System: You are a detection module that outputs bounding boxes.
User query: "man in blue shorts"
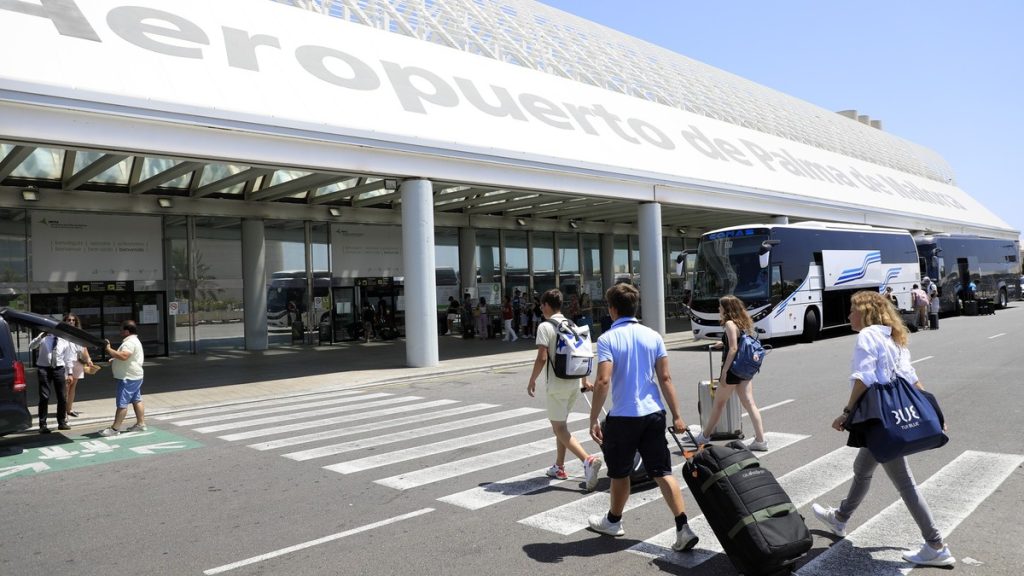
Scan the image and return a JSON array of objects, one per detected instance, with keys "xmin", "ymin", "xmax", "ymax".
[
  {"xmin": 99, "ymin": 320, "xmax": 146, "ymax": 436},
  {"xmin": 587, "ymin": 283, "xmax": 698, "ymax": 551}
]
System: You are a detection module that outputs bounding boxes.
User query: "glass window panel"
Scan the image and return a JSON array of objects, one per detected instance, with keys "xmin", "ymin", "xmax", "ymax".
[
  {"xmin": 475, "ymin": 229, "xmax": 500, "ymax": 303},
  {"xmin": 11, "ymin": 147, "xmax": 62, "ymax": 179},
  {"xmin": 557, "ymin": 232, "xmax": 579, "ymax": 295},
  {"xmin": 503, "ymin": 230, "xmax": 529, "ymax": 293},
  {"xmin": 0, "ymin": 209, "xmax": 29, "ymax": 318},
  {"xmin": 141, "ymin": 157, "xmax": 191, "ymax": 189},
  {"xmin": 613, "ymin": 235, "xmax": 629, "ymax": 281},
  {"xmin": 88, "ymin": 156, "xmax": 132, "ymax": 185},
  {"xmin": 199, "ymin": 163, "xmax": 249, "ymax": 186},
  {"xmin": 532, "ymin": 231, "xmax": 555, "ymax": 294},
  {"xmin": 630, "ymin": 235, "xmax": 640, "ymax": 276},
  {"xmin": 268, "ymin": 169, "xmax": 313, "ymax": 186},
  {"xmin": 193, "ymin": 217, "xmax": 243, "ymax": 351},
  {"xmin": 581, "ymin": 233, "xmax": 603, "ymax": 303}
]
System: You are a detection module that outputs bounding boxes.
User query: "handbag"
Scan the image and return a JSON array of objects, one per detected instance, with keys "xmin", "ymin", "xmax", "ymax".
[
  {"xmin": 848, "ymin": 348, "xmax": 948, "ymax": 463},
  {"xmin": 83, "ymin": 364, "xmax": 101, "ymax": 376}
]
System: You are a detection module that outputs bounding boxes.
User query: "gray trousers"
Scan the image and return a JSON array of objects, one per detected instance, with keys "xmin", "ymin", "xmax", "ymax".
[{"xmin": 836, "ymin": 448, "xmax": 942, "ymax": 546}]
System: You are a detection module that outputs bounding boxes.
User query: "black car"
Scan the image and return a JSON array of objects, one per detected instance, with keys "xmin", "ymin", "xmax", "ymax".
[{"xmin": 0, "ymin": 308, "xmax": 105, "ymax": 437}]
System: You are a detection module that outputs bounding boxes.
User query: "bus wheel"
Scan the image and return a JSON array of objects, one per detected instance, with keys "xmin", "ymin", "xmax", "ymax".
[
  {"xmin": 998, "ymin": 288, "xmax": 1008, "ymax": 309},
  {"xmin": 802, "ymin": 309, "xmax": 820, "ymax": 343}
]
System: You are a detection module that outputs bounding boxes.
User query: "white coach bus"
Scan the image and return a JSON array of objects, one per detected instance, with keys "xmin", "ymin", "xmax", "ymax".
[{"xmin": 688, "ymin": 222, "xmax": 920, "ymax": 342}]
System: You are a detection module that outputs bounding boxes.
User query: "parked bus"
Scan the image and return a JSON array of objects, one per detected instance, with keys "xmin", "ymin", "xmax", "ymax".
[
  {"xmin": 688, "ymin": 222, "xmax": 919, "ymax": 342},
  {"xmin": 916, "ymin": 234, "xmax": 1021, "ymax": 313}
]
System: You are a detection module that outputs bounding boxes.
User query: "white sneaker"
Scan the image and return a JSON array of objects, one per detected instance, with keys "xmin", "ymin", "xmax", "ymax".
[
  {"xmin": 672, "ymin": 524, "xmax": 699, "ymax": 551},
  {"xmin": 98, "ymin": 427, "xmax": 120, "ymax": 437},
  {"xmin": 583, "ymin": 455, "xmax": 603, "ymax": 492},
  {"xmin": 545, "ymin": 464, "xmax": 568, "ymax": 480},
  {"xmin": 748, "ymin": 440, "xmax": 769, "ymax": 452},
  {"xmin": 588, "ymin": 514, "xmax": 624, "ymax": 536},
  {"xmin": 902, "ymin": 543, "xmax": 955, "ymax": 567},
  {"xmin": 126, "ymin": 423, "xmax": 147, "ymax": 432},
  {"xmin": 811, "ymin": 503, "xmax": 847, "ymax": 537},
  {"xmin": 693, "ymin": 431, "xmax": 710, "ymax": 446}
]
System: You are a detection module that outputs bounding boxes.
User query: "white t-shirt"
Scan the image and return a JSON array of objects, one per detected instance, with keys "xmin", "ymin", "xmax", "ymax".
[
  {"xmin": 112, "ymin": 335, "xmax": 145, "ymax": 380},
  {"xmin": 849, "ymin": 325, "xmax": 918, "ymax": 388}
]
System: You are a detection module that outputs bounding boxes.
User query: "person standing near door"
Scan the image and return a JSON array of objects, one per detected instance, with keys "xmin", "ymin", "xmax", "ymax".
[
  {"xmin": 63, "ymin": 313, "xmax": 96, "ymax": 418},
  {"xmin": 99, "ymin": 320, "xmax": 146, "ymax": 436},
  {"xmin": 29, "ymin": 330, "xmax": 76, "ymax": 433}
]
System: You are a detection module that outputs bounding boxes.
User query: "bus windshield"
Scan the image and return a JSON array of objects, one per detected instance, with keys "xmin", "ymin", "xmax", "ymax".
[{"xmin": 692, "ymin": 233, "xmax": 771, "ymax": 306}]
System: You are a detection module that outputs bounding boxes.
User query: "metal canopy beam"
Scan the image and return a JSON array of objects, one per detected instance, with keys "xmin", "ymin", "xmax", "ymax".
[
  {"xmin": 249, "ymin": 173, "xmax": 349, "ymax": 202},
  {"xmin": 64, "ymin": 153, "xmax": 129, "ymax": 190},
  {"xmin": 132, "ymin": 161, "xmax": 204, "ymax": 195},
  {"xmin": 194, "ymin": 167, "xmax": 274, "ymax": 198},
  {"xmin": 0, "ymin": 145, "xmax": 34, "ymax": 180}
]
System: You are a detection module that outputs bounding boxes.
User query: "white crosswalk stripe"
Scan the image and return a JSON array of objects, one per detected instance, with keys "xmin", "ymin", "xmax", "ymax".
[
  {"xmin": 376, "ymin": 428, "xmax": 592, "ymax": 490},
  {"xmin": 242, "ymin": 402, "xmax": 489, "ymax": 447},
  {"xmin": 193, "ymin": 396, "xmax": 422, "ymax": 434},
  {"xmin": 438, "ymin": 460, "xmax": 587, "ymax": 510},
  {"xmin": 324, "ymin": 413, "xmax": 588, "ymax": 475},
  {"xmin": 519, "ymin": 432, "xmax": 809, "ymax": 535},
  {"xmin": 153, "ymin": 389, "xmax": 365, "ymax": 421},
  {"xmin": 173, "ymin": 392, "xmax": 394, "ymax": 426},
  {"xmin": 283, "ymin": 407, "xmax": 543, "ymax": 461}
]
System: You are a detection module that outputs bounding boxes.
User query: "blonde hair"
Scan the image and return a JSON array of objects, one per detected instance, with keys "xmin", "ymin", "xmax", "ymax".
[
  {"xmin": 718, "ymin": 295, "xmax": 754, "ymax": 335},
  {"xmin": 851, "ymin": 290, "xmax": 909, "ymax": 347}
]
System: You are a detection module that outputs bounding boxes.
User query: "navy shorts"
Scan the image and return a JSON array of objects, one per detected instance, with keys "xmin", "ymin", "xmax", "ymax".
[{"xmin": 601, "ymin": 411, "xmax": 672, "ymax": 479}]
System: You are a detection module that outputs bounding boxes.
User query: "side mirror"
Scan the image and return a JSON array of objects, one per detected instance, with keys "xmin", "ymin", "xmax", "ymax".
[{"xmin": 758, "ymin": 240, "xmax": 780, "ymax": 269}]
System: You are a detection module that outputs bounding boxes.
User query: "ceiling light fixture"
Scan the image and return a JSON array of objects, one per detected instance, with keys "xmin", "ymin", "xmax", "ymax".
[
  {"xmin": 21, "ymin": 187, "xmax": 39, "ymax": 202},
  {"xmin": 676, "ymin": 227, "xmax": 686, "ymax": 235},
  {"xmin": 328, "ymin": 207, "xmax": 342, "ymax": 217},
  {"xmin": 157, "ymin": 197, "xmax": 173, "ymax": 208},
  {"xmin": 515, "ymin": 217, "xmax": 527, "ymax": 226},
  {"xmin": 568, "ymin": 219, "xmax": 579, "ymax": 229},
  {"xmin": 383, "ymin": 178, "xmax": 399, "ymax": 191}
]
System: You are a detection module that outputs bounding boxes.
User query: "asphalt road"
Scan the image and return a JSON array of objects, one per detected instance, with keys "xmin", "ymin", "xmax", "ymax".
[{"xmin": 2, "ymin": 306, "xmax": 1022, "ymax": 576}]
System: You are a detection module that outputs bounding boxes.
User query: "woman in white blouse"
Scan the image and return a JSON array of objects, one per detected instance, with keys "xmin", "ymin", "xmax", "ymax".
[
  {"xmin": 811, "ymin": 290, "xmax": 954, "ymax": 567},
  {"xmin": 62, "ymin": 313, "xmax": 95, "ymax": 418}
]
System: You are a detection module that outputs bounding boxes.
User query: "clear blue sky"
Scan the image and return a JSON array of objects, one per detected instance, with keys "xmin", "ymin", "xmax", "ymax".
[{"xmin": 540, "ymin": 1, "xmax": 1023, "ymax": 241}]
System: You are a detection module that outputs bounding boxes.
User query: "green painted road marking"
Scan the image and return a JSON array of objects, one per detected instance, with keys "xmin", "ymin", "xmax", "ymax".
[{"xmin": 0, "ymin": 428, "xmax": 202, "ymax": 479}]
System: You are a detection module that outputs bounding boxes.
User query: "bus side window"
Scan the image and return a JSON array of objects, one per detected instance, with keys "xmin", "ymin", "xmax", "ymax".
[{"xmin": 770, "ymin": 265, "xmax": 783, "ymax": 299}]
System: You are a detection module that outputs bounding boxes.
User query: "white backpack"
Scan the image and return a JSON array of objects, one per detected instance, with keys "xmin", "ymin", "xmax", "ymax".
[{"xmin": 546, "ymin": 318, "xmax": 594, "ymax": 379}]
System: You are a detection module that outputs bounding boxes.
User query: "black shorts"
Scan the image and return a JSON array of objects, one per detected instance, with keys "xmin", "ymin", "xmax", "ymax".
[
  {"xmin": 601, "ymin": 411, "xmax": 672, "ymax": 479},
  {"xmin": 724, "ymin": 369, "xmax": 742, "ymax": 385}
]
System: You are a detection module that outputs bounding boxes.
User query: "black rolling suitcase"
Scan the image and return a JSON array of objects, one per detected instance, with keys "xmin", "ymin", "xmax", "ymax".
[{"xmin": 671, "ymin": 428, "xmax": 811, "ymax": 575}]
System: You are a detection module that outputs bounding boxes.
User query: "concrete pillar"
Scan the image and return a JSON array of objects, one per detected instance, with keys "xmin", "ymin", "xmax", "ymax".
[
  {"xmin": 638, "ymin": 203, "xmax": 666, "ymax": 334},
  {"xmin": 402, "ymin": 179, "xmax": 438, "ymax": 367},
  {"xmin": 600, "ymin": 233, "xmax": 615, "ymax": 300},
  {"xmin": 459, "ymin": 227, "xmax": 477, "ymax": 297},
  {"xmin": 241, "ymin": 218, "xmax": 268, "ymax": 350}
]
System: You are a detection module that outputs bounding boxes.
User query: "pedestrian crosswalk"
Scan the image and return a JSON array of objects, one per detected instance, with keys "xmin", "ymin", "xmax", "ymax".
[{"xmin": 158, "ymin": 391, "xmax": 1023, "ymax": 573}]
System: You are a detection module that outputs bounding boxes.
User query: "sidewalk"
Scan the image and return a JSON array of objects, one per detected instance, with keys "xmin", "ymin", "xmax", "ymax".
[{"xmin": 32, "ymin": 319, "xmax": 695, "ymax": 428}]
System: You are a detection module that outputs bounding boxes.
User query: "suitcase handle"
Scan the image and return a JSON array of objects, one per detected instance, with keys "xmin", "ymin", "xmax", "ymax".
[{"xmin": 668, "ymin": 426, "xmax": 701, "ymax": 460}]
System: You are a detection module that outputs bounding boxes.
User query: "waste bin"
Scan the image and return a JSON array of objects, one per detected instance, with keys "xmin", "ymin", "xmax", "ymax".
[{"xmin": 318, "ymin": 322, "xmax": 332, "ymax": 345}]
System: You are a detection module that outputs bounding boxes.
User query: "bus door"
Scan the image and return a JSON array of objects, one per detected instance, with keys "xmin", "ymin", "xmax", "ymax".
[{"xmin": 957, "ymin": 258, "xmax": 972, "ymax": 300}]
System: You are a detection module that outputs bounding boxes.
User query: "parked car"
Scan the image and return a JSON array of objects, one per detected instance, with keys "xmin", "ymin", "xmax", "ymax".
[{"xmin": 0, "ymin": 308, "xmax": 105, "ymax": 437}]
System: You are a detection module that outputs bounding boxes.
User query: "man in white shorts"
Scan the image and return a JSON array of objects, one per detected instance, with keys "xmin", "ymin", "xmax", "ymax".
[{"xmin": 527, "ymin": 288, "xmax": 602, "ymax": 490}]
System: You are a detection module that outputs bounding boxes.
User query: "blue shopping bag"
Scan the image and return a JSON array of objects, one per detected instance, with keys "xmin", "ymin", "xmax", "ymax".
[{"xmin": 849, "ymin": 374, "xmax": 948, "ymax": 463}]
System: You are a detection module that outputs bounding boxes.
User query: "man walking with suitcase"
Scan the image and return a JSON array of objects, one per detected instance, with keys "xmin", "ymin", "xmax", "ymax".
[{"xmin": 586, "ymin": 283, "xmax": 699, "ymax": 551}]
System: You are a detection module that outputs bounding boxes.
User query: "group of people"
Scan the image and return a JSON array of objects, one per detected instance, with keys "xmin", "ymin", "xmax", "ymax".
[
  {"xmin": 30, "ymin": 316, "xmax": 147, "ymax": 438},
  {"xmin": 525, "ymin": 286, "xmax": 954, "ymax": 567},
  {"xmin": 447, "ymin": 289, "xmax": 567, "ymax": 341},
  {"xmin": 360, "ymin": 298, "xmax": 394, "ymax": 342}
]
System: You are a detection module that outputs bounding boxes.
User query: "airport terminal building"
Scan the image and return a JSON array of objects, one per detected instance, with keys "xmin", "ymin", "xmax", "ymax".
[{"xmin": 0, "ymin": 0, "xmax": 1015, "ymax": 367}]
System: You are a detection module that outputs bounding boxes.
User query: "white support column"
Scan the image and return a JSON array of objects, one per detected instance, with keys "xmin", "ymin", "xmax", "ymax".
[
  {"xmin": 402, "ymin": 179, "xmax": 439, "ymax": 367},
  {"xmin": 638, "ymin": 203, "xmax": 666, "ymax": 334},
  {"xmin": 241, "ymin": 218, "xmax": 268, "ymax": 350}
]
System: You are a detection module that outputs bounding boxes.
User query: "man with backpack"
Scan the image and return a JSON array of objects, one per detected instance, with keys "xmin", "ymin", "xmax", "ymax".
[
  {"xmin": 527, "ymin": 288, "xmax": 603, "ymax": 491},
  {"xmin": 586, "ymin": 283, "xmax": 699, "ymax": 551}
]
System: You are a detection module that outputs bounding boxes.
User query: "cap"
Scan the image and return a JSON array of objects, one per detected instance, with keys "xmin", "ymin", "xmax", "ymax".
[{"xmin": 922, "ymin": 276, "xmax": 931, "ymax": 282}]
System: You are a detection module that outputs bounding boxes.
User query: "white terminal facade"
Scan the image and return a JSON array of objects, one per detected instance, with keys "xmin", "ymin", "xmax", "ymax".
[{"xmin": 0, "ymin": 0, "xmax": 1015, "ymax": 367}]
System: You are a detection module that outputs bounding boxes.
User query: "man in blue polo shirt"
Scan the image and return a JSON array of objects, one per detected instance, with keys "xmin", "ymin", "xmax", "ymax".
[{"xmin": 586, "ymin": 283, "xmax": 698, "ymax": 551}]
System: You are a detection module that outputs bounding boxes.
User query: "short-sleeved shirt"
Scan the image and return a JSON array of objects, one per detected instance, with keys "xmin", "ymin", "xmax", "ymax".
[
  {"xmin": 596, "ymin": 316, "xmax": 667, "ymax": 417},
  {"xmin": 111, "ymin": 334, "xmax": 144, "ymax": 380},
  {"xmin": 849, "ymin": 325, "xmax": 917, "ymax": 388},
  {"xmin": 535, "ymin": 313, "xmax": 580, "ymax": 388}
]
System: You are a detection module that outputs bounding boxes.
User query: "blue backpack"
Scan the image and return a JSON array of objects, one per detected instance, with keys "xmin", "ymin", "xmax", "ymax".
[{"xmin": 730, "ymin": 332, "xmax": 769, "ymax": 380}]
